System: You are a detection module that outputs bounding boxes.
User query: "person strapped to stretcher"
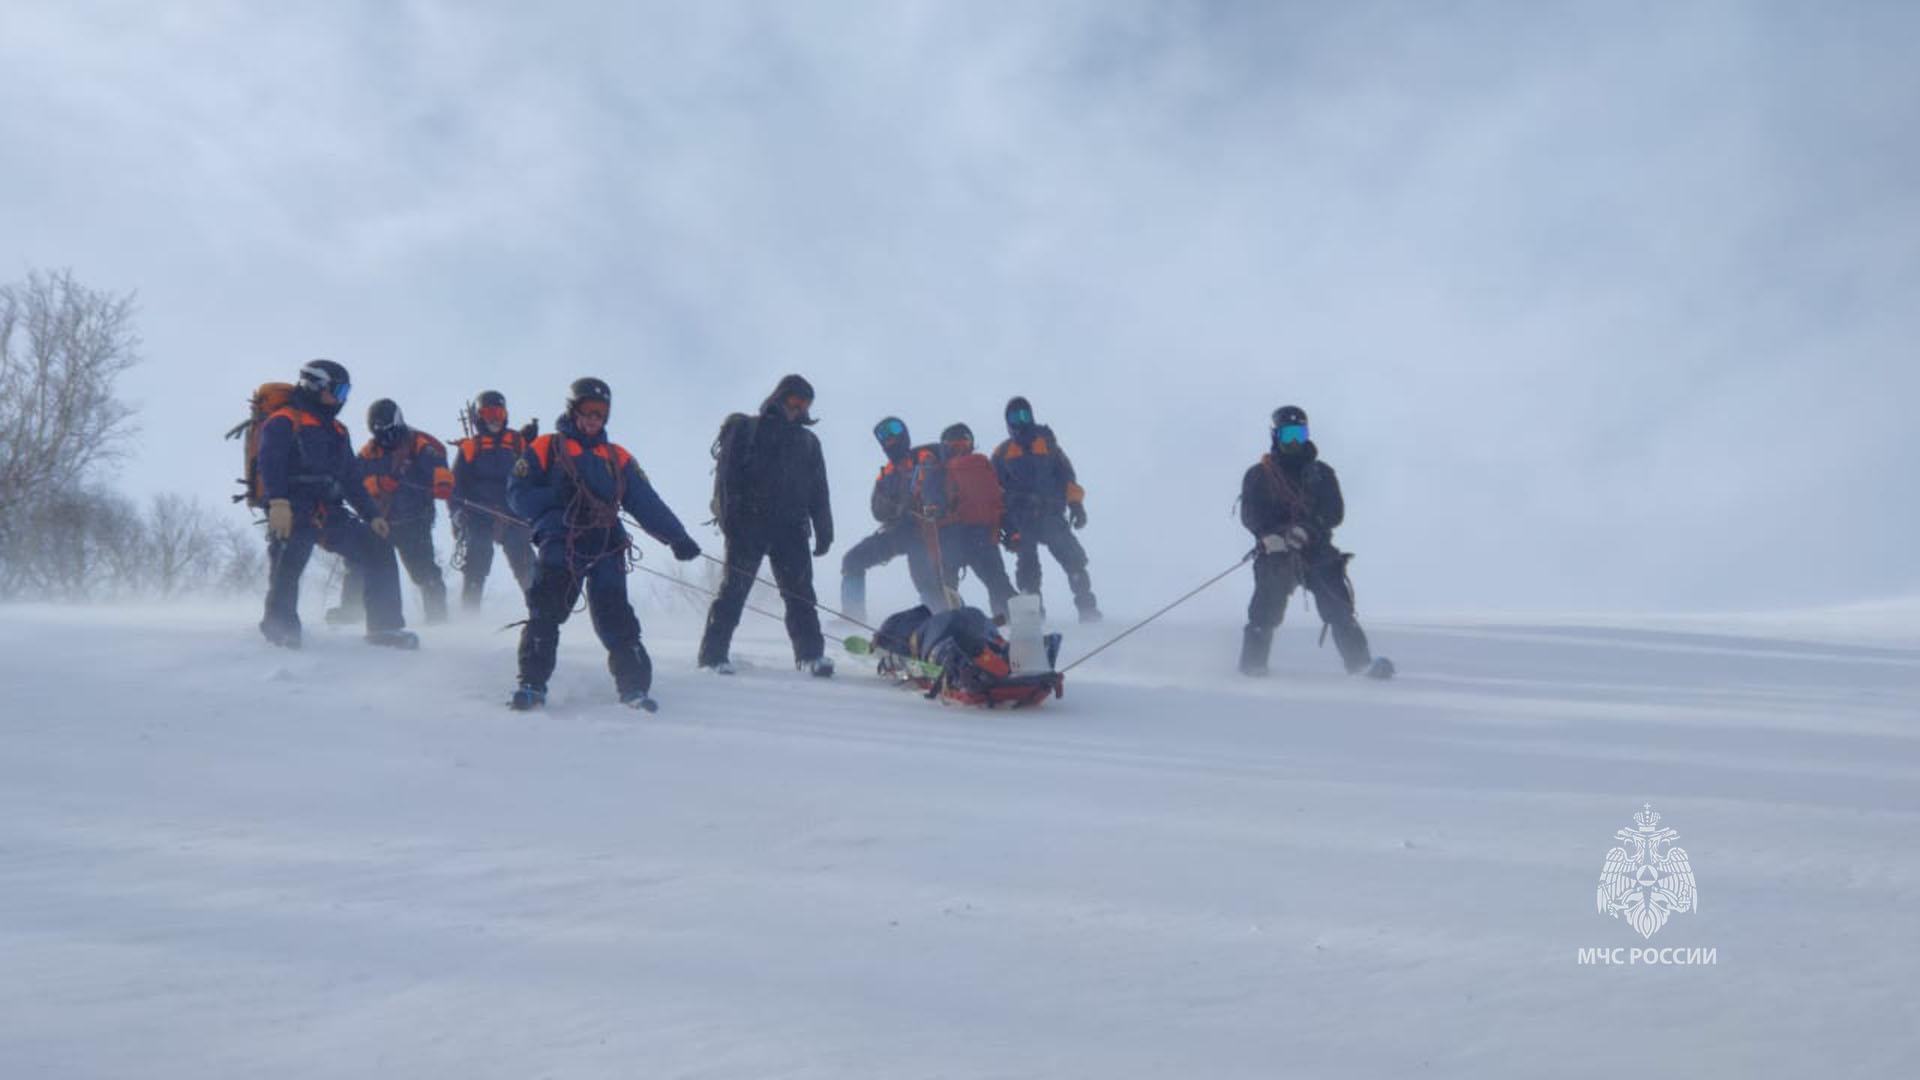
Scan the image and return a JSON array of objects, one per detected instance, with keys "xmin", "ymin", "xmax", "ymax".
[{"xmin": 860, "ymin": 604, "xmax": 1063, "ymax": 706}]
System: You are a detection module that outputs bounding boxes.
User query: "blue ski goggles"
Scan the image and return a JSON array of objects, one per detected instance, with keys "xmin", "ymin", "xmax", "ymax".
[
  {"xmin": 1007, "ymin": 406, "xmax": 1033, "ymax": 426},
  {"xmin": 331, "ymin": 382, "xmax": 351, "ymax": 404},
  {"xmin": 1273, "ymin": 423, "xmax": 1309, "ymax": 446},
  {"xmin": 874, "ymin": 417, "xmax": 907, "ymax": 441}
]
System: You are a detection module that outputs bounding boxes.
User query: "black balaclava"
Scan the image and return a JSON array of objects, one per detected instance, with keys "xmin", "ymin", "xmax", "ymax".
[
  {"xmin": 368, "ymin": 399, "xmax": 408, "ymax": 450},
  {"xmin": 873, "ymin": 416, "xmax": 911, "ymax": 462},
  {"xmin": 1005, "ymin": 396, "xmax": 1036, "ymax": 441}
]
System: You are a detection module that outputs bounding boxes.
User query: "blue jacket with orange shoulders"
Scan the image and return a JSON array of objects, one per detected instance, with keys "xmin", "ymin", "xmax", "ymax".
[
  {"xmin": 508, "ymin": 413, "xmax": 694, "ymax": 556},
  {"xmin": 254, "ymin": 390, "xmax": 380, "ymax": 521},
  {"xmin": 358, "ymin": 428, "xmax": 453, "ymax": 525}
]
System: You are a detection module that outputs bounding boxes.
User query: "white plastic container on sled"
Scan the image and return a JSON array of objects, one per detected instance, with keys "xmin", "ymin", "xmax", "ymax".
[{"xmin": 1007, "ymin": 594, "xmax": 1048, "ymax": 673}]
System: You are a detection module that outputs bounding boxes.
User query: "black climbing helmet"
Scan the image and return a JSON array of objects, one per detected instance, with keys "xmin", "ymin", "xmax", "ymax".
[
  {"xmin": 567, "ymin": 377, "xmax": 612, "ymax": 416},
  {"xmin": 471, "ymin": 389, "xmax": 509, "ymax": 431},
  {"xmin": 297, "ymin": 359, "xmax": 351, "ymax": 402},
  {"xmin": 368, "ymin": 399, "xmax": 407, "ymax": 447}
]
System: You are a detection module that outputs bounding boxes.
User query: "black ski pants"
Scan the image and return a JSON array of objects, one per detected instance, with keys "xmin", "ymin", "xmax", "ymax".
[
  {"xmin": 1009, "ymin": 512, "xmax": 1097, "ymax": 614},
  {"xmin": 1244, "ymin": 549, "xmax": 1372, "ymax": 672},
  {"xmin": 516, "ymin": 536, "xmax": 650, "ymax": 695},
  {"xmin": 935, "ymin": 524, "xmax": 1015, "ymax": 619},
  {"xmin": 699, "ymin": 523, "xmax": 823, "ymax": 666},
  {"xmin": 339, "ymin": 518, "xmax": 446, "ymax": 622},
  {"xmin": 457, "ymin": 507, "xmax": 534, "ymax": 605},
  {"xmin": 264, "ymin": 509, "xmax": 404, "ymax": 634},
  {"xmin": 840, "ymin": 524, "xmax": 941, "ymax": 618}
]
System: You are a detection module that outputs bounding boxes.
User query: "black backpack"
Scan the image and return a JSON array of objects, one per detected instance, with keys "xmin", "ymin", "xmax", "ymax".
[{"xmin": 708, "ymin": 412, "xmax": 755, "ymax": 525}]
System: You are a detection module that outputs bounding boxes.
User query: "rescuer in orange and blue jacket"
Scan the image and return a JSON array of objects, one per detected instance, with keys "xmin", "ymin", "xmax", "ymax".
[
  {"xmin": 505, "ymin": 377, "xmax": 701, "ymax": 711},
  {"xmin": 253, "ymin": 359, "xmax": 412, "ymax": 649},
  {"xmin": 450, "ymin": 390, "xmax": 536, "ymax": 609},
  {"xmin": 838, "ymin": 416, "xmax": 942, "ymax": 623},
  {"xmin": 329, "ymin": 398, "xmax": 453, "ymax": 624},
  {"xmin": 991, "ymin": 396, "xmax": 1101, "ymax": 622}
]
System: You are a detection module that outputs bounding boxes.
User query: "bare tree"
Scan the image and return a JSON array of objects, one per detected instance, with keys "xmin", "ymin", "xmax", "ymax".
[
  {"xmin": 0, "ymin": 270, "xmax": 142, "ymax": 592},
  {"xmin": 215, "ymin": 518, "xmax": 265, "ymax": 593},
  {"xmin": 147, "ymin": 493, "xmax": 220, "ymax": 596},
  {"xmin": 0, "ymin": 269, "xmax": 141, "ymax": 512}
]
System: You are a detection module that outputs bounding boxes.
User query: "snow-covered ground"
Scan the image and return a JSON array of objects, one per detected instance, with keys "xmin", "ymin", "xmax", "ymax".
[{"xmin": 3, "ymin": 592, "xmax": 1917, "ymax": 1078}]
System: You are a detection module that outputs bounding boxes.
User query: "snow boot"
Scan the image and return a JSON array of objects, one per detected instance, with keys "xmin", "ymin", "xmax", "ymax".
[
  {"xmin": 509, "ymin": 683, "xmax": 546, "ymax": 711},
  {"xmin": 1358, "ymin": 656, "xmax": 1395, "ymax": 680},
  {"xmin": 365, "ymin": 628, "xmax": 420, "ymax": 650},
  {"xmin": 422, "ymin": 582, "xmax": 449, "ymax": 625},
  {"xmin": 1239, "ymin": 624, "xmax": 1273, "ymax": 677},
  {"xmin": 701, "ymin": 660, "xmax": 737, "ymax": 676},
  {"xmin": 620, "ymin": 688, "xmax": 659, "ymax": 713},
  {"xmin": 800, "ymin": 656, "xmax": 835, "ymax": 678},
  {"xmin": 259, "ymin": 619, "xmax": 302, "ymax": 649}
]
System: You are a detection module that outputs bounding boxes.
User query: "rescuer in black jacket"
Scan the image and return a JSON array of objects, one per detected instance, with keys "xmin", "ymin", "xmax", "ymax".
[
  {"xmin": 1239, "ymin": 405, "xmax": 1391, "ymax": 679},
  {"xmin": 699, "ymin": 374, "xmax": 835, "ymax": 676}
]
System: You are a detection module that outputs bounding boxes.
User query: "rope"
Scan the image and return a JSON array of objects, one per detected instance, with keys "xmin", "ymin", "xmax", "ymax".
[
  {"xmin": 631, "ymin": 560, "xmax": 806, "ymax": 641},
  {"xmin": 694, "ymin": 548, "xmax": 879, "ymax": 634},
  {"xmin": 1059, "ymin": 549, "xmax": 1255, "ymax": 675}
]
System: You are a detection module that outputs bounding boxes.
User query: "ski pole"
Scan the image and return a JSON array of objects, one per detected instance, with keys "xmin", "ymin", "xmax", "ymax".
[{"xmin": 1059, "ymin": 549, "xmax": 1256, "ymax": 675}]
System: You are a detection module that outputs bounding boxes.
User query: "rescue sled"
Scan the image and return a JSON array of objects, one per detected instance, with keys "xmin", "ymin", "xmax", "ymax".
[{"xmin": 844, "ymin": 604, "xmax": 1064, "ymax": 709}]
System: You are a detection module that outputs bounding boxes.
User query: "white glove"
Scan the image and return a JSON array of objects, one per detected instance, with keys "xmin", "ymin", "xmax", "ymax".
[
  {"xmin": 1260, "ymin": 526, "xmax": 1311, "ymax": 555},
  {"xmin": 267, "ymin": 498, "xmax": 294, "ymax": 539}
]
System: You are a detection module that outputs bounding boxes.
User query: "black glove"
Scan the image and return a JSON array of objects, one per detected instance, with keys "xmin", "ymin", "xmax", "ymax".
[
  {"xmin": 670, "ymin": 535, "xmax": 701, "ymax": 562},
  {"xmin": 813, "ymin": 532, "xmax": 832, "ymax": 558},
  {"xmin": 1068, "ymin": 502, "xmax": 1087, "ymax": 530},
  {"xmin": 520, "ymin": 419, "xmax": 539, "ymax": 441}
]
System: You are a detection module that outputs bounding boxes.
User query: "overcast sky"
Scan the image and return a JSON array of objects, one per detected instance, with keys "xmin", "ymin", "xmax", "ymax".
[{"xmin": 4, "ymin": 1, "xmax": 1916, "ymax": 618}]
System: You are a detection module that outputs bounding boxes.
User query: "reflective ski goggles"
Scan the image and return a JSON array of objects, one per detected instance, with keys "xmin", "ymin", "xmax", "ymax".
[
  {"xmin": 330, "ymin": 381, "xmax": 351, "ymax": 404},
  {"xmin": 478, "ymin": 405, "xmax": 507, "ymax": 425},
  {"xmin": 1274, "ymin": 423, "xmax": 1309, "ymax": 446},
  {"xmin": 874, "ymin": 417, "xmax": 906, "ymax": 440},
  {"xmin": 1007, "ymin": 406, "xmax": 1033, "ymax": 426},
  {"xmin": 574, "ymin": 401, "xmax": 609, "ymax": 421}
]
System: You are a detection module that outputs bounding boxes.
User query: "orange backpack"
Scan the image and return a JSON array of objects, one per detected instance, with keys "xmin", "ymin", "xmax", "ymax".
[
  {"xmin": 225, "ymin": 382, "xmax": 296, "ymax": 507},
  {"xmin": 942, "ymin": 453, "xmax": 1004, "ymax": 527}
]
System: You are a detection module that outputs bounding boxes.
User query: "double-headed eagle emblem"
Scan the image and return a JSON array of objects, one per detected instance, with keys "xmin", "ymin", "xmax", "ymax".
[{"xmin": 1597, "ymin": 804, "xmax": 1697, "ymax": 939}]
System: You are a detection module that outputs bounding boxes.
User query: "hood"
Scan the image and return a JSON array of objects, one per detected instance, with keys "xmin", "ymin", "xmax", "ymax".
[{"xmin": 759, "ymin": 374, "xmax": 818, "ymax": 425}]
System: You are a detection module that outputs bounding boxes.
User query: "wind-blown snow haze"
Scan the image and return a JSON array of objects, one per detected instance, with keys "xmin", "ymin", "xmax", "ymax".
[{"xmin": 5, "ymin": 2, "xmax": 1916, "ymax": 615}]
